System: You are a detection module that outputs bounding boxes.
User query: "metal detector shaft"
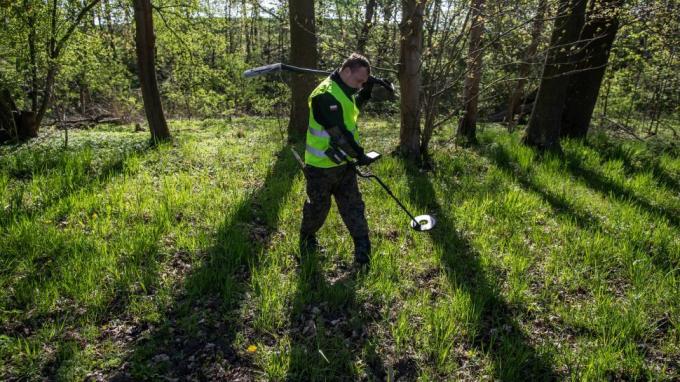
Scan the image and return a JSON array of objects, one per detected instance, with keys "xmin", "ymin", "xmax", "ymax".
[
  {"xmin": 354, "ymin": 168, "xmax": 420, "ymax": 225},
  {"xmin": 243, "ymin": 63, "xmax": 395, "ymax": 93}
]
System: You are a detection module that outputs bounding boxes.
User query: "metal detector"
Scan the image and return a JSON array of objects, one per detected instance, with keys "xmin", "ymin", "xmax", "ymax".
[
  {"xmin": 244, "ymin": 63, "xmax": 431, "ymax": 231},
  {"xmin": 243, "ymin": 63, "xmax": 396, "ymax": 96},
  {"xmin": 353, "ymin": 152, "xmax": 436, "ymax": 232}
]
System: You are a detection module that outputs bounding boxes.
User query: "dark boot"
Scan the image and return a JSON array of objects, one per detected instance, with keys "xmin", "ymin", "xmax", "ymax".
[
  {"xmin": 353, "ymin": 235, "xmax": 371, "ymax": 265},
  {"xmin": 299, "ymin": 233, "xmax": 319, "ymax": 256}
]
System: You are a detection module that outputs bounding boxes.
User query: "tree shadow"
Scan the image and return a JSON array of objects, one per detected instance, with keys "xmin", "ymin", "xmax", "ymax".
[
  {"xmin": 563, "ymin": 150, "xmax": 680, "ymax": 228},
  {"xmin": 0, "ymin": 142, "xmax": 150, "ymax": 227},
  {"xmin": 401, "ymin": 159, "xmax": 557, "ymax": 381},
  {"xmin": 477, "ymin": 143, "xmax": 678, "ymax": 277},
  {"xmin": 476, "ymin": 145, "xmax": 601, "ymax": 232},
  {"xmin": 112, "ymin": 146, "xmax": 299, "ymax": 380},
  {"xmin": 586, "ymin": 137, "xmax": 679, "ymax": 192}
]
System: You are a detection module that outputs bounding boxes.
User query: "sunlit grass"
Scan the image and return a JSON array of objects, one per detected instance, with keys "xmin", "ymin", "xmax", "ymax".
[{"xmin": 1, "ymin": 119, "xmax": 678, "ymax": 380}]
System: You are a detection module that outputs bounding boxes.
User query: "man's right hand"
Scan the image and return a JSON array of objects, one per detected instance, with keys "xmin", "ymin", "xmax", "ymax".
[{"xmin": 355, "ymin": 154, "xmax": 376, "ymax": 166}]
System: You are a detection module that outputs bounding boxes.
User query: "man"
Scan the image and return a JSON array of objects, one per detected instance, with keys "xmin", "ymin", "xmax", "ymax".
[{"xmin": 300, "ymin": 53, "xmax": 377, "ymax": 265}]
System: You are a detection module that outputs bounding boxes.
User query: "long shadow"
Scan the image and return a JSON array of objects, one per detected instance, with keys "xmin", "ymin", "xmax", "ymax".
[
  {"xmin": 402, "ymin": 159, "xmax": 557, "ymax": 381},
  {"xmin": 586, "ymin": 138, "xmax": 680, "ymax": 191},
  {"xmin": 477, "ymin": 143, "xmax": 678, "ymax": 278},
  {"xmin": 0, "ymin": 142, "xmax": 150, "ymax": 228},
  {"xmin": 476, "ymin": 145, "xmax": 601, "ymax": 232},
  {"xmin": 1, "ymin": 157, "xmax": 170, "ymax": 378},
  {"xmin": 285, "ymin": 251, "xmax": 386, "ymax": 380},
  {"xmin": 114, "ymin": 146, "xmax": 299, "ymax": 380},
  {"xmin": 563, "ymin": 150, "xmax": 680, "ymax": 228}
]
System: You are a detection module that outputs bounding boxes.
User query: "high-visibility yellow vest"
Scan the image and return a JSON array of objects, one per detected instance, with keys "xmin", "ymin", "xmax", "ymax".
[{"xmin": 305, "ymin": 77, "xmax": 360, "ymax": 168}]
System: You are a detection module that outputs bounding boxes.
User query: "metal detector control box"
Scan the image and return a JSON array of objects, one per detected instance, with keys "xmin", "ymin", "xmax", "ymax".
[{"xmin": 366, "ymin": 151, "xmax": 381, "ymax": 161}]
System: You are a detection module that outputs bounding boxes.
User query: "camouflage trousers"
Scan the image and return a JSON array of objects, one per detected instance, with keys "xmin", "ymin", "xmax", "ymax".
[{"xmin": 300, "ymin": 164, "xmax": 369, "ymax": 239}]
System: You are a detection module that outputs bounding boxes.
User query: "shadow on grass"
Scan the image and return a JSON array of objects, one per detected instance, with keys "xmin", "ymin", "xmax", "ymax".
[
  {"xmin": 563, "ymin": 151, "xmax": 680, "ymax": 228},
  {"xmin": 114, "ymin": 147, "xmax": 299, "ymax": 380},
  {"xmin": 586, "ymin": 138, "xmax": 679, "ymax": 192},
  {"xmin": 0, "ymin": 143, "xmax": 150, "ymax": 228},
  {"xmin": 475, "ymin": 145, "xmax": 600, "ymax": 232},
  {"xmin": 402, "ymin": 159, "xmax": 557, "ymax": 381},
  {"xmin": 285, "ymin": 252, "xmax": 379, "ymax": 381},
  {"xmin": 478, "ymin": 143, "xmax": 679, "ymax": 283}
]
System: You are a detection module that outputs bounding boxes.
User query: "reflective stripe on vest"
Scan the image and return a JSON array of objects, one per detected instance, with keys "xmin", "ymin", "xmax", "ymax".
[
  {"xmin": 305, "ymin": 144, "xmax": 326, "ymax": 158},
  {"xmin": 308, "ymin": 127, "xmax": 330, "ymax": 138},
  {"xmin": 304, "ymin": 76, "xmax": 360, "ymax": 168}
]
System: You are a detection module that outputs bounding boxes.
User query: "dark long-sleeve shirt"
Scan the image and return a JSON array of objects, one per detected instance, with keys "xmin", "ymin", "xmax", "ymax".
[{"xmin": 311, "ymin": 70, "xmax": 371, "ymax": 157}]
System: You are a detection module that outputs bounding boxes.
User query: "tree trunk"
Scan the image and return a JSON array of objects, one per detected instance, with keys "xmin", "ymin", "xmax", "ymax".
[
  {"xmin": 398, "ymin": 0, "xmax": 427, "ymax": 160},
  {"xmin": 27, "ymin": 4, "xmax": 38, "ymax": 113},
  {"xmin": 523, "ymin": 0, "xmax": 587, "ymax": 152},
  {"xmin": 456, "ymin": 0, "xmax": 485, "ymax": 145},
  {"xmin": 375, "ymin": 0, "xmax": 394, "ymax": 68},
  {"xmin": 133, "ymin": 0, "xmax": 171, "ymax": 142},
  {"xmin": 357, "ymin": 0, "xmax": 377, "ymax": 54},
  {"xmin": 102, "ymin": 0, "xmax": 118, "ymax": 59},
  {"xmin": 287, "ymin": 0, "xmax": 319, "ymax": 141},
  {"xmin": 0, "ymin": 87, "xmax": 19, "ymax": 143},
  {"xmin": 560, "ymin": 0, "xmax": 621, "ymax": 139},
  {"xmin": 505, "ymin": 0, "xmax": 547, "ymax": 131}
]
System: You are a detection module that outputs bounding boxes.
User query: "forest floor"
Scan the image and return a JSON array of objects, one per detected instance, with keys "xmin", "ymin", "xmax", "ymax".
[{"xmin": 1, "ymin": 117, "xmax": 679, "ymax": 381}]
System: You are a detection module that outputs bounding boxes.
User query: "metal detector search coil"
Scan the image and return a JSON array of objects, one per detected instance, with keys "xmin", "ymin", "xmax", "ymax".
[{"xmin": 411, "ymin": 215, "xmax": 436, "ymax": 231}]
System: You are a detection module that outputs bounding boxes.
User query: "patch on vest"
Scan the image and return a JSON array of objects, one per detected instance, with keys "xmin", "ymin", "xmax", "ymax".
[{"xmin": 329, "ymin": 104, "xmax": 338, "ymax": 111}]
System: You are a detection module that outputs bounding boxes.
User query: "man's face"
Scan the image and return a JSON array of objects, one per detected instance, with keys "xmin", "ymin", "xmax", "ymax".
[{"xmin": 341, "ymin": 66, "xmax": 370, "ymax": 90}]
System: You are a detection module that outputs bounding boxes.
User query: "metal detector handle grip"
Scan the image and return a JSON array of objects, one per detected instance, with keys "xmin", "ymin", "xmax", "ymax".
[{"xmin": 243, "ymin": 63, "xmax": 283, "ymax": 78}]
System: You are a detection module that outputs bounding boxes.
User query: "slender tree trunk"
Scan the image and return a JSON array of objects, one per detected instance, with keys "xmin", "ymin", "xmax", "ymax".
[
  {"xmin": 26, "ymin": 3, "xmax": 38, "ymax": 112},
  {"xmin": 505, "ymin": 0, "xmax": 547, "ymax": 131},
  {"xmin": 523, "ymin": 0, "xmax": 587, "ymax": 152},
  {"xmin": 398, "ymin": 0, "xmax": 427, "ymax": 160},
  {"xmin": 103, "ymin": 0, "xmax": 118, "ymax": 59},
  {"xmin": 375, "ymin": 1, "xmax": 394, "ymax": 68},
  {"xmin": 287, "ymin": 0, "xmax": 319, "ymax": 140},
  {"xmin": 560, "ymin": 0, "xmax": 622, "ymax": 138},
  {"xmin": 133, "ymin": 0, "xmax": 171, "ymax": 142},
  {"xmin": 357, "ymin": 0, "xmax": 377, "ymax": 54},
  {"xmin": 456, "ymin": 0, "xmax": 485, "ymax": 145},
  {"xmin": 34, "ymin": 0, "xmax": 101, "ymax": 129}
]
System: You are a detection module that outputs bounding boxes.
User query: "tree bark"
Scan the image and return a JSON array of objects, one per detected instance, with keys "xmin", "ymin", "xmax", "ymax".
[
  {"xmin": 398, "ymin": 0, "xmax": 427, "ymax": 160},
  {"xmin": 133, "ymin": 0, "xmax": 171, "ymax": 142},
  {"xmin": 505, "ymin": 0, "xmax": 547, "ymax": 131},
  {"xmin": 560, "ymin": 0, "xmax": 621, "ymax": 138},
  {"xmin": 523, "ymin": 0, "xmax": 587, "ymax": 152},
  {"xmin": 357, "ymin": 0, "xmax": 377, "ymax": 54},
  {"xmin": 0, "ymin": 87, "xmax": 19, "ymax": 142},
  {"xmin": 287, "ymin": 0, "xmax": 319, "ymax": 140},
  {"xmin": 456, "ymin": 0, "xmax": 485, "ymax": 145}
]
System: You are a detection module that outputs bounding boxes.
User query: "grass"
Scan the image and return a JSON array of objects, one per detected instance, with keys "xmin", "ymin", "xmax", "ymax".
[{"xmin": 0, "ymin": 117, "xmax": 678, "ymax": 381}]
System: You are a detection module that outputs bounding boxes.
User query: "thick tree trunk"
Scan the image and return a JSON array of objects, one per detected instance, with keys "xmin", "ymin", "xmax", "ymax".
[
  {"xmin": 133, "ymin": 0, "xmax": 171, "ymax": 142},
  {"xmin": 398, "ymin": 0, "xmax": 427, "ymax": 160},
  {"xmin": 357, "ymin": 0, "xmax": 377, "ymax": 54},
  {"xmin": 287, "ymin": 0, "xmax": 319, "ymax": 140},
  {"xmin": 456, "ymin": 0, "xmax": 485, "ymax": 145},
  {"xmin": 523, "ymin": 0, "xmax": 587, "ymax": 152},
  {"xmin": 505, "ymin": 0, "xmax": 547, "ymax": 131},
  {"xmin": 561, "ymin": 0, "xmax": 621, "ymax": 138}
]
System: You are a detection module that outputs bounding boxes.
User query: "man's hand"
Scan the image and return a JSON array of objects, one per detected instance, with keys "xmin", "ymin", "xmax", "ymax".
[{"xmin": 355, "ymin": 154, "xmax": 376, "ymax": 166}]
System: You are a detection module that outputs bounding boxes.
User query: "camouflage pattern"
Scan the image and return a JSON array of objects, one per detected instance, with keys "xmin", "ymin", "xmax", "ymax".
[{"xmin": 300, "ymin": 164, "xmax": 369, "ymax": 239}]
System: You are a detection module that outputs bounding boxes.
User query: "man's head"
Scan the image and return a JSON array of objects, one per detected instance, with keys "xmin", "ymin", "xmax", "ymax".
[{"xmin": 339, "ymin": 53, "xmax": 371, "ymax": 90}]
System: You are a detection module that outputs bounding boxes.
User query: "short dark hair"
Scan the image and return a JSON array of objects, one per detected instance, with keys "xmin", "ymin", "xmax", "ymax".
[{"xmin": 341, "ymin": 53, "xmax": 371, "ymax": 75}]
